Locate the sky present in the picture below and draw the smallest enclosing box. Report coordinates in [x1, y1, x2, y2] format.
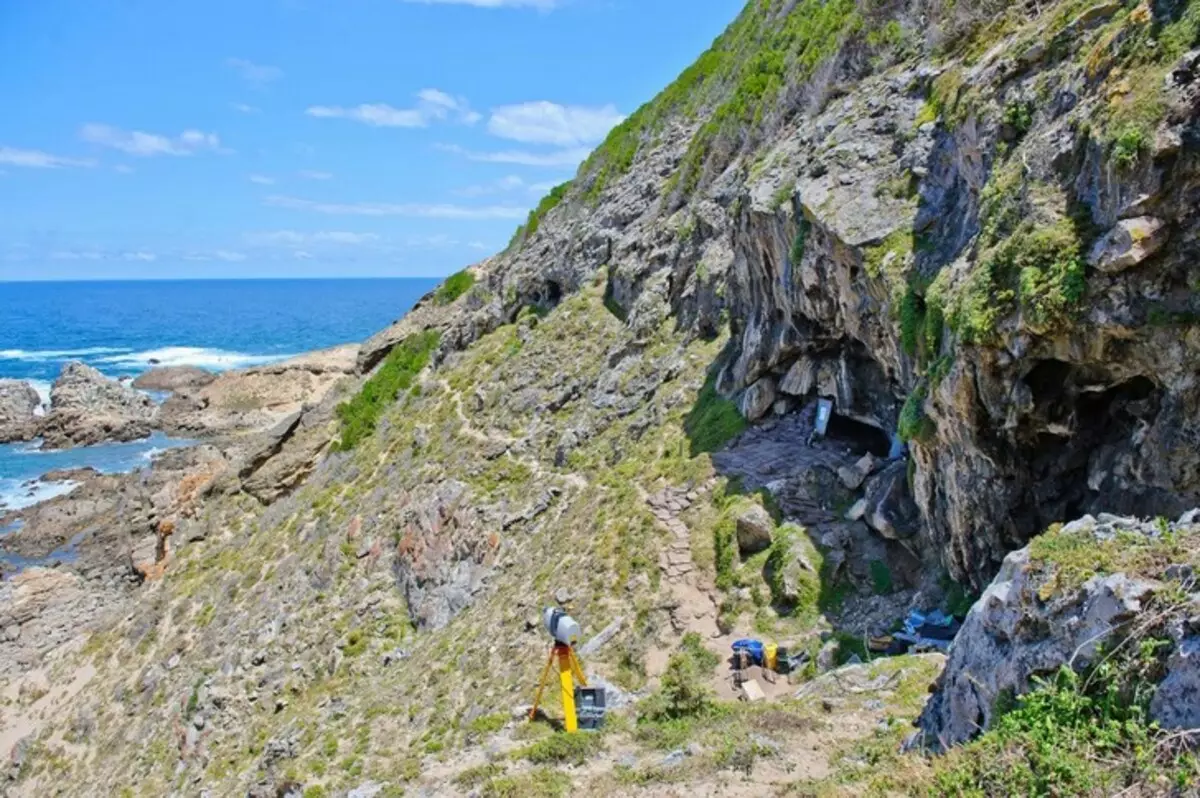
[0, 0, 744, 281]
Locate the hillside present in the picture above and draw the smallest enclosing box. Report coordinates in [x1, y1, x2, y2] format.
[3, 0, 1200, 795]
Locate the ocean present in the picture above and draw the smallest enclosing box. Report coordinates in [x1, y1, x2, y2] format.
[0, 278, 438, 512]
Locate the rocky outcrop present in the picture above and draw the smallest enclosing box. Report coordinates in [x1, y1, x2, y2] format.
[157, 345, 357, 438]
[38, 362, 155, 449]
[917, 512, 1200, 751]
[0, 380, 41, 443]
[131, 365, 216, 392]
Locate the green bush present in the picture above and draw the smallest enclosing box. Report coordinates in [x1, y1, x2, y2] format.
[434, 269, 476, 305]
[1002, 98, 1033, 139]
[684, 375, 747, 455]
[335, 330, 440, 451]
[1111, 125, 1148, 171]
[868, 560, 894, 595]
[517, 731, 603, 766]
[898, 383, 935, 443]
[899, 284, 924, 358]
[639, 634, 720, 723]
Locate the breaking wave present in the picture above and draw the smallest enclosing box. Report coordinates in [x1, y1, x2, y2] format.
[97, 347, 295, 371]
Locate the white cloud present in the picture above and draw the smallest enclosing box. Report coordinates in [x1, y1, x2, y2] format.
[298, 170, 333, 180]
[80, 124, 224, 157]
[232, 103, 261, 114]
[401, 0, 559, 8]
[488, 101, 624, 146]
[113, 164, 135, 174]
[249, 174, 276, 185]
[454, 174, 566, 197]
[307, 89, 477, 128]
[265, 194, 527, 219]
[122, 251, 157, 262]
[183, 250, 248, 262]
[437, 143, 590, 167]
[246, 230, 380, 246]
[0, 145, 95, 169]
[49, 250, 103, 261]
[226, 58, 283, 87]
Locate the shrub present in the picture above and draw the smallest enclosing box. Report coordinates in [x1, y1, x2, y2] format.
[899, 284, 924, 358]
[335, 330, 440, 450]
[1112, 125, 1148, 170]
[868, 560, 894, 595]
[639, 634, 720, 723]
[898, 383, 934, 443]
[517, 732, 603, 766]
[434, 270, 476, 305]
[1002, 98, 1033, 139]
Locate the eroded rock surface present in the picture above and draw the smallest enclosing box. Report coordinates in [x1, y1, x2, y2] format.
[0, 380, 41, 443]
[38, 362, 155, 449]
[917, 513, 1200, 751]
[131, 365, 216, 392]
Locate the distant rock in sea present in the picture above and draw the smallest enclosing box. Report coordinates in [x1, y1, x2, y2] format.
[0, 380, 41, 444]
[38, 362, 156, 450]
[132, 365, 217, 393]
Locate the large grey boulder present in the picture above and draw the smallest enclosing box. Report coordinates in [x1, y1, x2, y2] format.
[131, 366, 216, 393]
[0, 380, 41, 443]
[38, 362, 155, 449]
[861, 460, 920, 540]
[1088, 216, 1168, 273]
[917, 513, 1200, 751]
[735, 503, 774, 555]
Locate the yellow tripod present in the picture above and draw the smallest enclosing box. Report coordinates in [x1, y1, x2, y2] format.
[529, 642, 588, 733]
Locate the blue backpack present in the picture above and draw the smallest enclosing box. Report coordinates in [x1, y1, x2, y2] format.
[732, 639, 765, 666]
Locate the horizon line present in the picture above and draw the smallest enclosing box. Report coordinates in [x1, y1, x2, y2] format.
[0, 275, 450, 284]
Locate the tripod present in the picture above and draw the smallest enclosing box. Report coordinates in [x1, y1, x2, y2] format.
[529, 642, 588, 733]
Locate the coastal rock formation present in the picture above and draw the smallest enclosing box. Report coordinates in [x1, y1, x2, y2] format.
[0, 380, 41, 443]
[157, 344, 357, 438]
[131, 365, 216, 393]
[917, 512, 1200, 750]
[38, 362, 155, 449]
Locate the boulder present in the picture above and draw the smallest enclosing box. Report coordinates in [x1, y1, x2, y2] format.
[917, 514, 1200, 751]
[1087, 216, 1168, 273]
[739, 377, 778, 422]
[860, 460, 920, 540]
[0, 380, 41, 443]
[779, 357, 817, 397]
[131, 366, 216, 392]
[735, 504, 774, 555]
[38, 362, 155, 449]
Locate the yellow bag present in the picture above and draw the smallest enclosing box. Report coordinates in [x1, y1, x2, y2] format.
[764, 643, 778, 671]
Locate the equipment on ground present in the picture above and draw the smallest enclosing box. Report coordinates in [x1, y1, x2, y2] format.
[529, 608, 597, 733]
[732, 638, 765, 667]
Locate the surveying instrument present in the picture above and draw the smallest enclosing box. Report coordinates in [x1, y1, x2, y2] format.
[529, 607, 594, 733]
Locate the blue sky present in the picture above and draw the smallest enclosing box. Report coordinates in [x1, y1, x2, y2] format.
[0, 0, 743, 280]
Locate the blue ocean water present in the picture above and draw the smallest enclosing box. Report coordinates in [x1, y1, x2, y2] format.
[0, 278, 438, 511]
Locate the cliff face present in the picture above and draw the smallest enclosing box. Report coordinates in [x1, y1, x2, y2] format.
[445, 0, 1200, 588]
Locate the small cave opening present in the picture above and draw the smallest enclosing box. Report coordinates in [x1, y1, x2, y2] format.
[1017, 364, 1164, 535]
[826, 413, 894, 459]
[543, 279, 564, 305]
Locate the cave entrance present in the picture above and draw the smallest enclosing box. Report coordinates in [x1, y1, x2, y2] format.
[825, 412, 894, 458]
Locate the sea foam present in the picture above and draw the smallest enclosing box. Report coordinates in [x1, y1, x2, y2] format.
[97, 347, 294, 371]
[0, 347, 131, 362]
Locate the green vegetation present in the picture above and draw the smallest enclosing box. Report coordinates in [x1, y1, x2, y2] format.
[898, 382, 934, 444]
[791, 217, 811, 265]
[434, 269, 476, 305]
[517, 731, 604, 766]
[1029, 519, 1200, 595]
[1002, 97, 1034, 140]
[933, 647, 1199, 795]
[683, 375, 747, 456]
[481, 768, 571, 798]
[1111, 124, 1148, 170]
[941, 221, 1086, 344]
[335, 330, 440, 450]
[508, 182, 571, 250]
[868, 559, 894, 595]
[579, 0, 912, 202]
[639, 633, 722, 724]
[764, 524, 821, 615]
